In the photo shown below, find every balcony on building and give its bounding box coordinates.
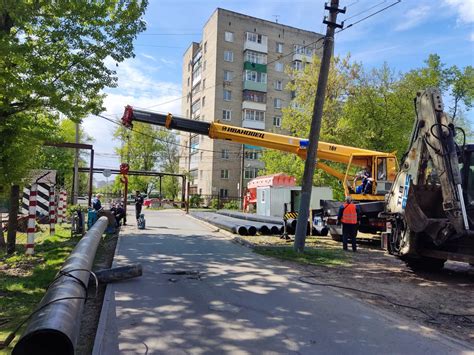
[242,109,265,130]
[242,90,266,111]
[243,70,267,93]
[244,32,268,53]
[292,44,313,63]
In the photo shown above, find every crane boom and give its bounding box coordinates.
[122,106,398,201]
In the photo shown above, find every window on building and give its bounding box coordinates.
[244,70,267,83]
[243,109,265,122]
[223,90,232,101]
[245,50,267,64]
[224,70,233,81]
[190,135,199,153]
[220,189,228,198]
[245,150,260,160]
[200,170,203,179]
[192,99,201,116]
[221,149,230,159]
[224,50,234,62]
[246,32,264,44]
[192,83,200,96]
[202,79,206,88]
[243,90,266,103]
[244,168,259,179]
[225,31,234,42]
[294,44,313,56]
[275,62,284,72]
[274,98,282,109]
[276,42,283,53]
[293,61,304,71]
[204,41,207,53]
[190,169,198,181]
[202,96,205,107]
[223,109,232,121]
[273,116,282,127]
[275,80,283,91]
[187,77,190,86]
[200,151,203,161]
[221,169,229,179]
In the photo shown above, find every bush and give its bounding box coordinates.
[66,204,88,217]
[190,194,203,208]
[223,200,240,210]
[210,198,219,209]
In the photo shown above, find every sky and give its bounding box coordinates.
[81,0,474,177]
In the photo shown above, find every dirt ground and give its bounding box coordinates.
[76,233,118,355]
[240,235,474,346]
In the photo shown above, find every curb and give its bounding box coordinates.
[92,230,123,355]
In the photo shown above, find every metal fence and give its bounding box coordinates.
[189,194,242,210]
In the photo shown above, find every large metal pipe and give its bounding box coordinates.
[13,217,109,355]
[217,210,283,225]
[193,212,251,236]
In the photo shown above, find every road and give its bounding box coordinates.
[93,210,472,354]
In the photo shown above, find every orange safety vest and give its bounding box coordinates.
[341,203,358,224]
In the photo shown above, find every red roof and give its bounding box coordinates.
[247,173,296,189]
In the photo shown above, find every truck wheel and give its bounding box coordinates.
[404,257,446,272]
[331,233,342,242]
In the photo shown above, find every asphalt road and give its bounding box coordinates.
[93,210,472,354]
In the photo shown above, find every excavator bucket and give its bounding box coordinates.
[404,183,451,246]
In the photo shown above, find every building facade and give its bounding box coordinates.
[180,8,323,199]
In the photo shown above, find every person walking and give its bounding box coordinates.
[91,194,102,211]
[134,191,144,220]
[337,196,361,252]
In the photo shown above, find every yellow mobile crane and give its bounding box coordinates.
[122,106,398,239]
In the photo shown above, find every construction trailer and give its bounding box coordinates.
[256,186,332,217]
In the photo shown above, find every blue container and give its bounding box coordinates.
[299,139,309,149]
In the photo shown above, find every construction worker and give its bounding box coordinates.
[337,196,361,252]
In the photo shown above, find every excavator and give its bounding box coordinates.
[381,88,474,269]
[121,87,474,269]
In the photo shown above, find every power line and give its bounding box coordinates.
[337,0,402,34]
[342,0,387,22]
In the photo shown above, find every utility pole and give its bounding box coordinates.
[294,0,345,252]
[72,121,80,205]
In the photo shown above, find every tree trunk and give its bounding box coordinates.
[0,211,5,249]
[7,184,20,254]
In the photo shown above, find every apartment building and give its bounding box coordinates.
[180,8,323,198]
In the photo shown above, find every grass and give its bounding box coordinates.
[0,224,80,353]
[239,235,350,267]
[254,246,349,267]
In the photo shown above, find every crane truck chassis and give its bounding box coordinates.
[121,87,474,269]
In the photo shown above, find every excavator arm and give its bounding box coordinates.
[122,106,397,201]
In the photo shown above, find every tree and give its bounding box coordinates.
[261,53,473,202]
[114,123,180,198]
[261,54,361,199]
[0,1,148,253]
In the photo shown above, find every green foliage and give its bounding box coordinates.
[0,1,148,186]
[261,53,473,201]
[223,200,240,210]
[210,198,219,209]
[66,204,87,217]
[190,194,203,208]
[114,123,180,198]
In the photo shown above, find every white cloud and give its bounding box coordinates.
[444,0,474,24]
[352,45,401,63]
[160,58,176,66]
[395,4,431,31]
[82,57,182,170]
[140,53,157,62]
